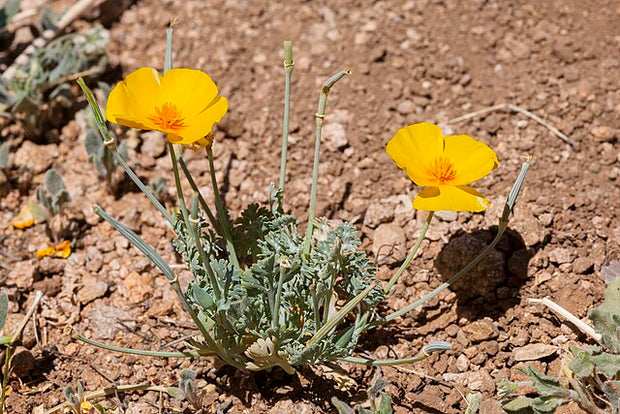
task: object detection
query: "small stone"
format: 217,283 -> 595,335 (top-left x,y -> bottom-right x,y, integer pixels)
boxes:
7,260 -> 39,289
508,248 -> 531,279
121,271 -> 154,304
591,126 -> 615,142
463,318 -> 499,342
572,257 -> 593,274
513,343 -> 557,361
86,305 -> 135,340
456,354 -> 470,372
396,100 -> 415,115
363,202 -> 394,228
435,210 -> 457,222
372,223 -> 406,265
77,277 -> 108,304
14,141 -> 59,174
140,131 -> 166,158
548,248 -> 571,265
467,369 -> 495,392
323,123 -> 348,151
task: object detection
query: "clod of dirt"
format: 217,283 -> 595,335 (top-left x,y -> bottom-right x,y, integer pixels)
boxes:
434,234 -> 506,300
85,305 -> 136,340
372,222 -> 406,265
462,318 -> 499,342
363,202 -> 394,228
512,343 -> 558,361
77,277 -> 109,304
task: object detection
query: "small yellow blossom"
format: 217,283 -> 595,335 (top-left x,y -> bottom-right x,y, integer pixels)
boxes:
105,68 -> 228,146
387,122 -> 498,212
36,240 -> 71,259
11,204 -> 35,229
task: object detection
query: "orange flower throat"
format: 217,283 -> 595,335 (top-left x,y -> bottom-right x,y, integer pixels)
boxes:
427,156 -> 457,185
147,103 -> 186,132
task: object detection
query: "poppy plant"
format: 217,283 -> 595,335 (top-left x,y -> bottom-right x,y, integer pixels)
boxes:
387,122 -> 498,212
105,68 -> 227,146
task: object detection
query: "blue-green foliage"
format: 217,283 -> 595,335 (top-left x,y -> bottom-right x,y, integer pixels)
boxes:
174,192 -> 385,370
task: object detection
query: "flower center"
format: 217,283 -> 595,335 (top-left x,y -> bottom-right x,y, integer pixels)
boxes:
428,156 -> 457,185
147,103 -> 186,131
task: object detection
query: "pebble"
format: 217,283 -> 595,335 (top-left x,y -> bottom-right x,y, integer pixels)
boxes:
372,223 -> 406,265
323,123 -> 348,151
13,142 -> 59,174
548,247 -> 572,265
572,257 -> 593,274
434,210 -> 457,222
140,131 -> 166,158
77,277 -> 109,304
86,305 -> 135,340
396,100 -> 415,115
513,343 -> 557,361
363,202 -> 394,228
591,126 -> 615,142
456,354 -> 470,372
463,318 -> 499,342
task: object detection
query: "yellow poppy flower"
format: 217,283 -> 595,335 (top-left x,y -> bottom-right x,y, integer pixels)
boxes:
105,68 -> 228,146
387,122 -> 498,212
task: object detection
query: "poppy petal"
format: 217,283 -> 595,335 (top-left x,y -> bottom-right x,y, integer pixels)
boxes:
442,134 -> 499,185
386,123 -> 444,186
413,185 -> 490,212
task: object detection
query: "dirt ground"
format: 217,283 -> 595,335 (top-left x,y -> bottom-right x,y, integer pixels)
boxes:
1,0 -> 619,412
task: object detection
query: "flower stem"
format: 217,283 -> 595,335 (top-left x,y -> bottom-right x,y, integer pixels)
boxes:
206,147 -> 240,269
383,211 -> 434,294
380,159 -> 531,324
302,68 -> 351,256
340,341 -> 451,366
279,40 -> 294,198
271,257 -> 289,330
178,155 -> 220,233
74,334 -> 204,358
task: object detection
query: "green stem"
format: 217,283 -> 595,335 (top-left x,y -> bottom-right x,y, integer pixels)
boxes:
0,344 -> 11,414
340,341 -> 451,366
383,212 -> 434,294
272,258 -> 288,330
279,40 -> 294,197
206,147 -> 239,269
307,282 -> 375,346
384,222 -> 506,323
189,192 -> 221,300
75,335 -> 204,358
302,68 -> 351,256
178,156 -> 220,233
381,158 -> 531,324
